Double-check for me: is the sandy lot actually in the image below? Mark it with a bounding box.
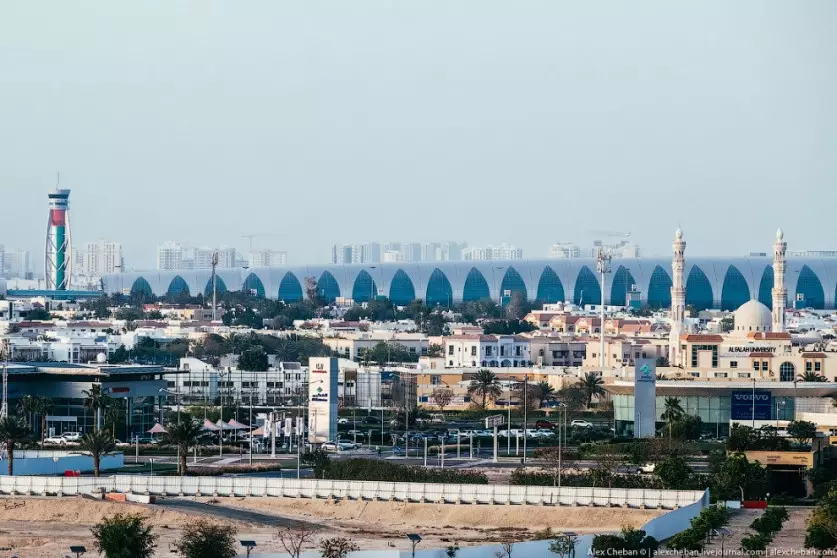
[0,495,662,557]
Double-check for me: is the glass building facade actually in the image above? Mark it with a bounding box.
[721,265,750,311]
[278,272,303,302]
[536,266,565,303]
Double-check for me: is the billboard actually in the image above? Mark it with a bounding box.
[634,359,656,439]
[731,390,772,420]
[309,357,339,444]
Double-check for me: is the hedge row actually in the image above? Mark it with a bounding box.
[741,506,789,552]
[667,505,731,553]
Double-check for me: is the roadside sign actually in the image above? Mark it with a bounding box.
[485,415,505,428]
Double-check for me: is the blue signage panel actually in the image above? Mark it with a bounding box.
[634,359,656,438]
[731,390,772,420]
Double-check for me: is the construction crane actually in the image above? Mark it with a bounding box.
[589,229,632,239]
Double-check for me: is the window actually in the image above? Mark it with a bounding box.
[515,346,522,356]
[730,361,738,368]
[716,372,728,378]
[431,375,441,385]
[500,346,506,357]
[815,362,822,372]
[691,344,719,368]
[779,362,795,381]
[737,372,750,378]
[485,346,492,356]
[471,346,477,356]
[448,345,454,356]
[753,361,760,371]
[806,362,812,372]
[762,361,768,371]
[539,349,544,357]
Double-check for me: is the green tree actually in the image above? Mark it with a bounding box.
[15,395,36,432]
[301,448,331,478]
[91,513,158,558]
[532,381,557,408]
[83,384,111,432]
[427,343,444,358]
[161,419,204,476]
[727,423,756,452]
[31,396,53,445]
[655,456,694,490]
[580,372,605,408]
[805,523,837,558]
[799,371,826,382]
[319,537,360,558]
[669,415,703,441]
[787,420,818,446]
[109,345,130,363]
[661,396,685,443]
[0,417,29,475]
[238,347,269,372]
[80,429,116,477]
[173,520,237,558]
[467,369,503,410]
[431,387,454,412]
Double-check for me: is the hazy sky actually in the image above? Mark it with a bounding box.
[1,2,835,270]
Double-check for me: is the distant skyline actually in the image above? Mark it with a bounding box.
[1,2,836,270]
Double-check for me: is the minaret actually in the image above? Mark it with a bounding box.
[772,228,787,333]
[669,228,686,367]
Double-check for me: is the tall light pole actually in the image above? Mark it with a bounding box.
[596,248,612,369]
[211,251,219,322]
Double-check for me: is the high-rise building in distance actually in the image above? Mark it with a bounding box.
[84,240,123,275]
[402,243,422,262]
[193,248,215,270]
[3,249,31,279]
[464,243,523,260]
[248,249,287,268]
[549,242,581,259]
[157,241,183,271]
[217,247,237,268]
[45,189,72,290]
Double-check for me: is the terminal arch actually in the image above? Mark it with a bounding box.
[795,265,825,309]
[499,267,527,304]
[278,272,303,302]
[536,266,565,304]
[685,266,714,311]
[462,268,491,302]
[352,270,378,303]
[646,266,672,309]
[389,269,416,306]
[243,273,266,298]
[204,276,228,298]
[573,266,600,306]
[610,266,637,307]
[166,276,190,298]
[721,265,751,311]
[317,271,340,303]
[130,277,154,300]
[426,268,453,307]
[758,266,773,310]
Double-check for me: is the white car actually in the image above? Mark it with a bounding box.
[45,435,67,445]
[571,420,594,428]
[536,429,555,438]
[62,432,82,442]
[636,463,656,474]
[337,418,350,425]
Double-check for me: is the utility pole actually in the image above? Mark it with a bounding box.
[0,341,8,420]
[211,251,219,322]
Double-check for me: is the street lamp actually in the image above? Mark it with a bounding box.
[69,546,86,558]
[240,540,257,558]
[159,388,182,425]
[218,370,229,457]
[713,528,731,557]
[407,534,422,558]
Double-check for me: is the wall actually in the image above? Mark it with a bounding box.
[0,453,124,476]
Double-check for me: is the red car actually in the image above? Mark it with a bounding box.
[535,420,555,429]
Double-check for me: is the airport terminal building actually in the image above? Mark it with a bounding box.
[103,256,837,309]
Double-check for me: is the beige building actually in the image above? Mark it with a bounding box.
[322,332,428,362]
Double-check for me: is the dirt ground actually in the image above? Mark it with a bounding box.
[0,495,662,557]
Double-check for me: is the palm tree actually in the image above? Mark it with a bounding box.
[80,429,116,477]
[0,417,30,475]
[798,371,826,382]
[581,372,606,409]
[661,396,685,442]
[161,419,204,476]
[83,384,112,432]
[467,369,503,410]
[16,395,36,432]
[31,396,53,446]
[104,403,121,441]
[532,381,557,409]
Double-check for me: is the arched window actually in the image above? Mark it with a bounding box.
[795,265,825,309]
[278,272,303,302]
[426,268,453,307]
[721,265,750,311]
[573,266,601,306]
[536,266,565,303]
[130,277,153,300]
[166,276,190,298]
[779,362,795,382]
[243,273,265,298]
[463,268,490,302]
[389,269,416,306]
[352,270,378,303]
[499,267,527,305]
[646,266,672,309]
[610,266,638,307]
[317,271,340,303]
[758,266,773,310]
[204,276,228,298]
[685,266,713,311]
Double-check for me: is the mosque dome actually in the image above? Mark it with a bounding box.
[733,300,772,335]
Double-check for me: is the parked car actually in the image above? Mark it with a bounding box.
[61,432,82,442]
[536,429,555,438]
[535,420,555,429]
[336,440,358,451]
[571,420,594,428]
[361,416,380,425]
[430,414,445,423]
[634,463,656,474]
[337,418,350,425]
[44,435,67,445]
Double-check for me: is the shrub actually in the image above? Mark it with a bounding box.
[325,459,488,484]
[509,468,662,489]
[173,520,237,558]
[91,513,158,558]
[740,532,770,553]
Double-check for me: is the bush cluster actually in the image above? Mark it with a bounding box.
[324,458,488,484]
[667,505,731,553]
[185,463,284,477]
[509,469,663,489]
[740,506,789,552]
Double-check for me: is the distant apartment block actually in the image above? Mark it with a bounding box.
[157,241,183,271]
[84,240,123,275]
[464,243,523,260]
[549,242,581,259]
[248,249,288,268]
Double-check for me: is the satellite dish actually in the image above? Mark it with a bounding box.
[96,353,107,364]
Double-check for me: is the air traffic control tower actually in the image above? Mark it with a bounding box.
[45,189,72,290]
